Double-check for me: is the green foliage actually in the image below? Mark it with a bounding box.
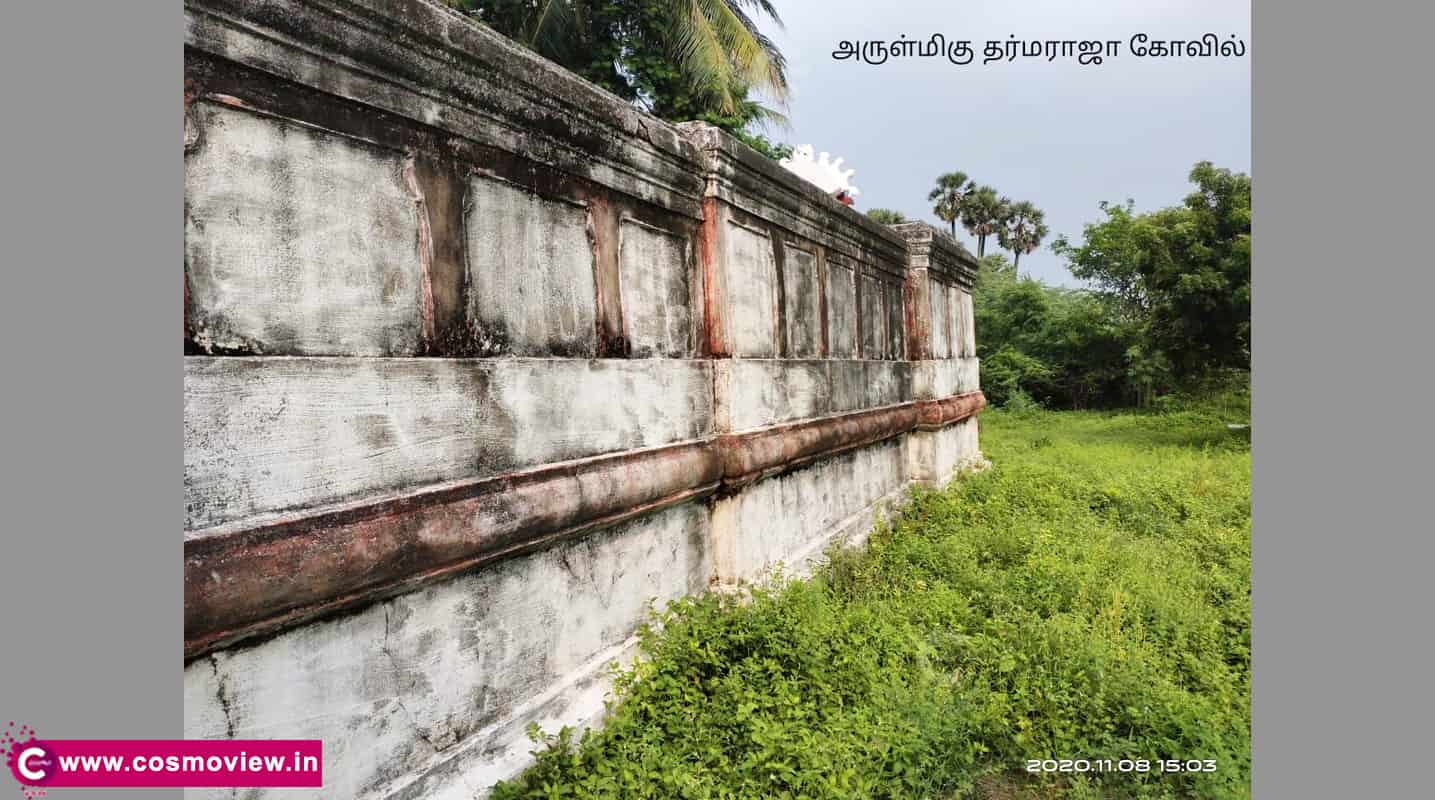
[1052,162,1251,382]
[452,0,792,155]
[998,200,1050,274]
[959,186,1008,258]
[976,162,1251,408]
[928,172,971,238]
[731,128,793,161]
[974,255,1134,409]
[925,173,1045,268]
[493,408,1251,800]
[866,208,909,224]
[1001,387,1044,415]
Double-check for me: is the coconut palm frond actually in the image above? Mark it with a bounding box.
[682,3,744,113]
[665,0,787,114]
[729,0,784,28]
[742,101,790,130]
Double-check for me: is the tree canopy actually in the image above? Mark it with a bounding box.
[975,161,1251,409]
[451,1,791,154]
[926,173,1046,270]
[927,172,970,238]
[997,200,1049,274]
[865,208,908,224]
[1053,161,1251,382]
[973,255,1134,409]
[958,185,1006,257]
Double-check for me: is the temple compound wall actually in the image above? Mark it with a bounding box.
[182,1,985,797]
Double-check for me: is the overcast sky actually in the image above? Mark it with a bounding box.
[762,0,1251,287]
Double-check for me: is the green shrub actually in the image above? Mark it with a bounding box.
[1002,387,1043,414]
[494,408,1251,800]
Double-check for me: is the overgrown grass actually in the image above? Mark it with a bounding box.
[493,401,1251,800]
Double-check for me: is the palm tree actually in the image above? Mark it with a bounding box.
[959,186,1007,257]
[453,1,789,117]
[998,201,1050,275]
[659,0,790,115]
[927,172,971,239]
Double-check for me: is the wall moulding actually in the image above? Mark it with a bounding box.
[184,391,986,661]
[184,439,723,661]
[891,221,980,289]
[917,390,989,430]
[184,0,706,218]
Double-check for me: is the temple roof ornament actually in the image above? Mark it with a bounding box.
[779,145,861,203]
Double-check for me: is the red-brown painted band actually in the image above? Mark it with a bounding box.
[904,268,931,361]
[184,392,986,660]
[916,390,987,430]
[699,196,728,357]
[185,440,720,660]
[718,404,920,489]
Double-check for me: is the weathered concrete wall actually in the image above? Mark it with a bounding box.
[182,1,985,797]
[712,438,909,583]
[186,502,710,800]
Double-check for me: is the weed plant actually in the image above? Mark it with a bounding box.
[494,401,1250,799]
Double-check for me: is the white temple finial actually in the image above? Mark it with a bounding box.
[779,144,861,198]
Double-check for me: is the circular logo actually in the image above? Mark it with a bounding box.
[11,741,57,786]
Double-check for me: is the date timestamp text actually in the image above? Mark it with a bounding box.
[1026,759,1217,774]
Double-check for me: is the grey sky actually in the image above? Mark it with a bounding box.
[761,0,1251,287]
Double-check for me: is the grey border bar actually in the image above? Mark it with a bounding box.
[1255,1,1434,797]
[0,0,181,791]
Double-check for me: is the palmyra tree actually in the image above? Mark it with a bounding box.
[959,186,1008,257]
[998,201,1050,275]
[928,172,971,239]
